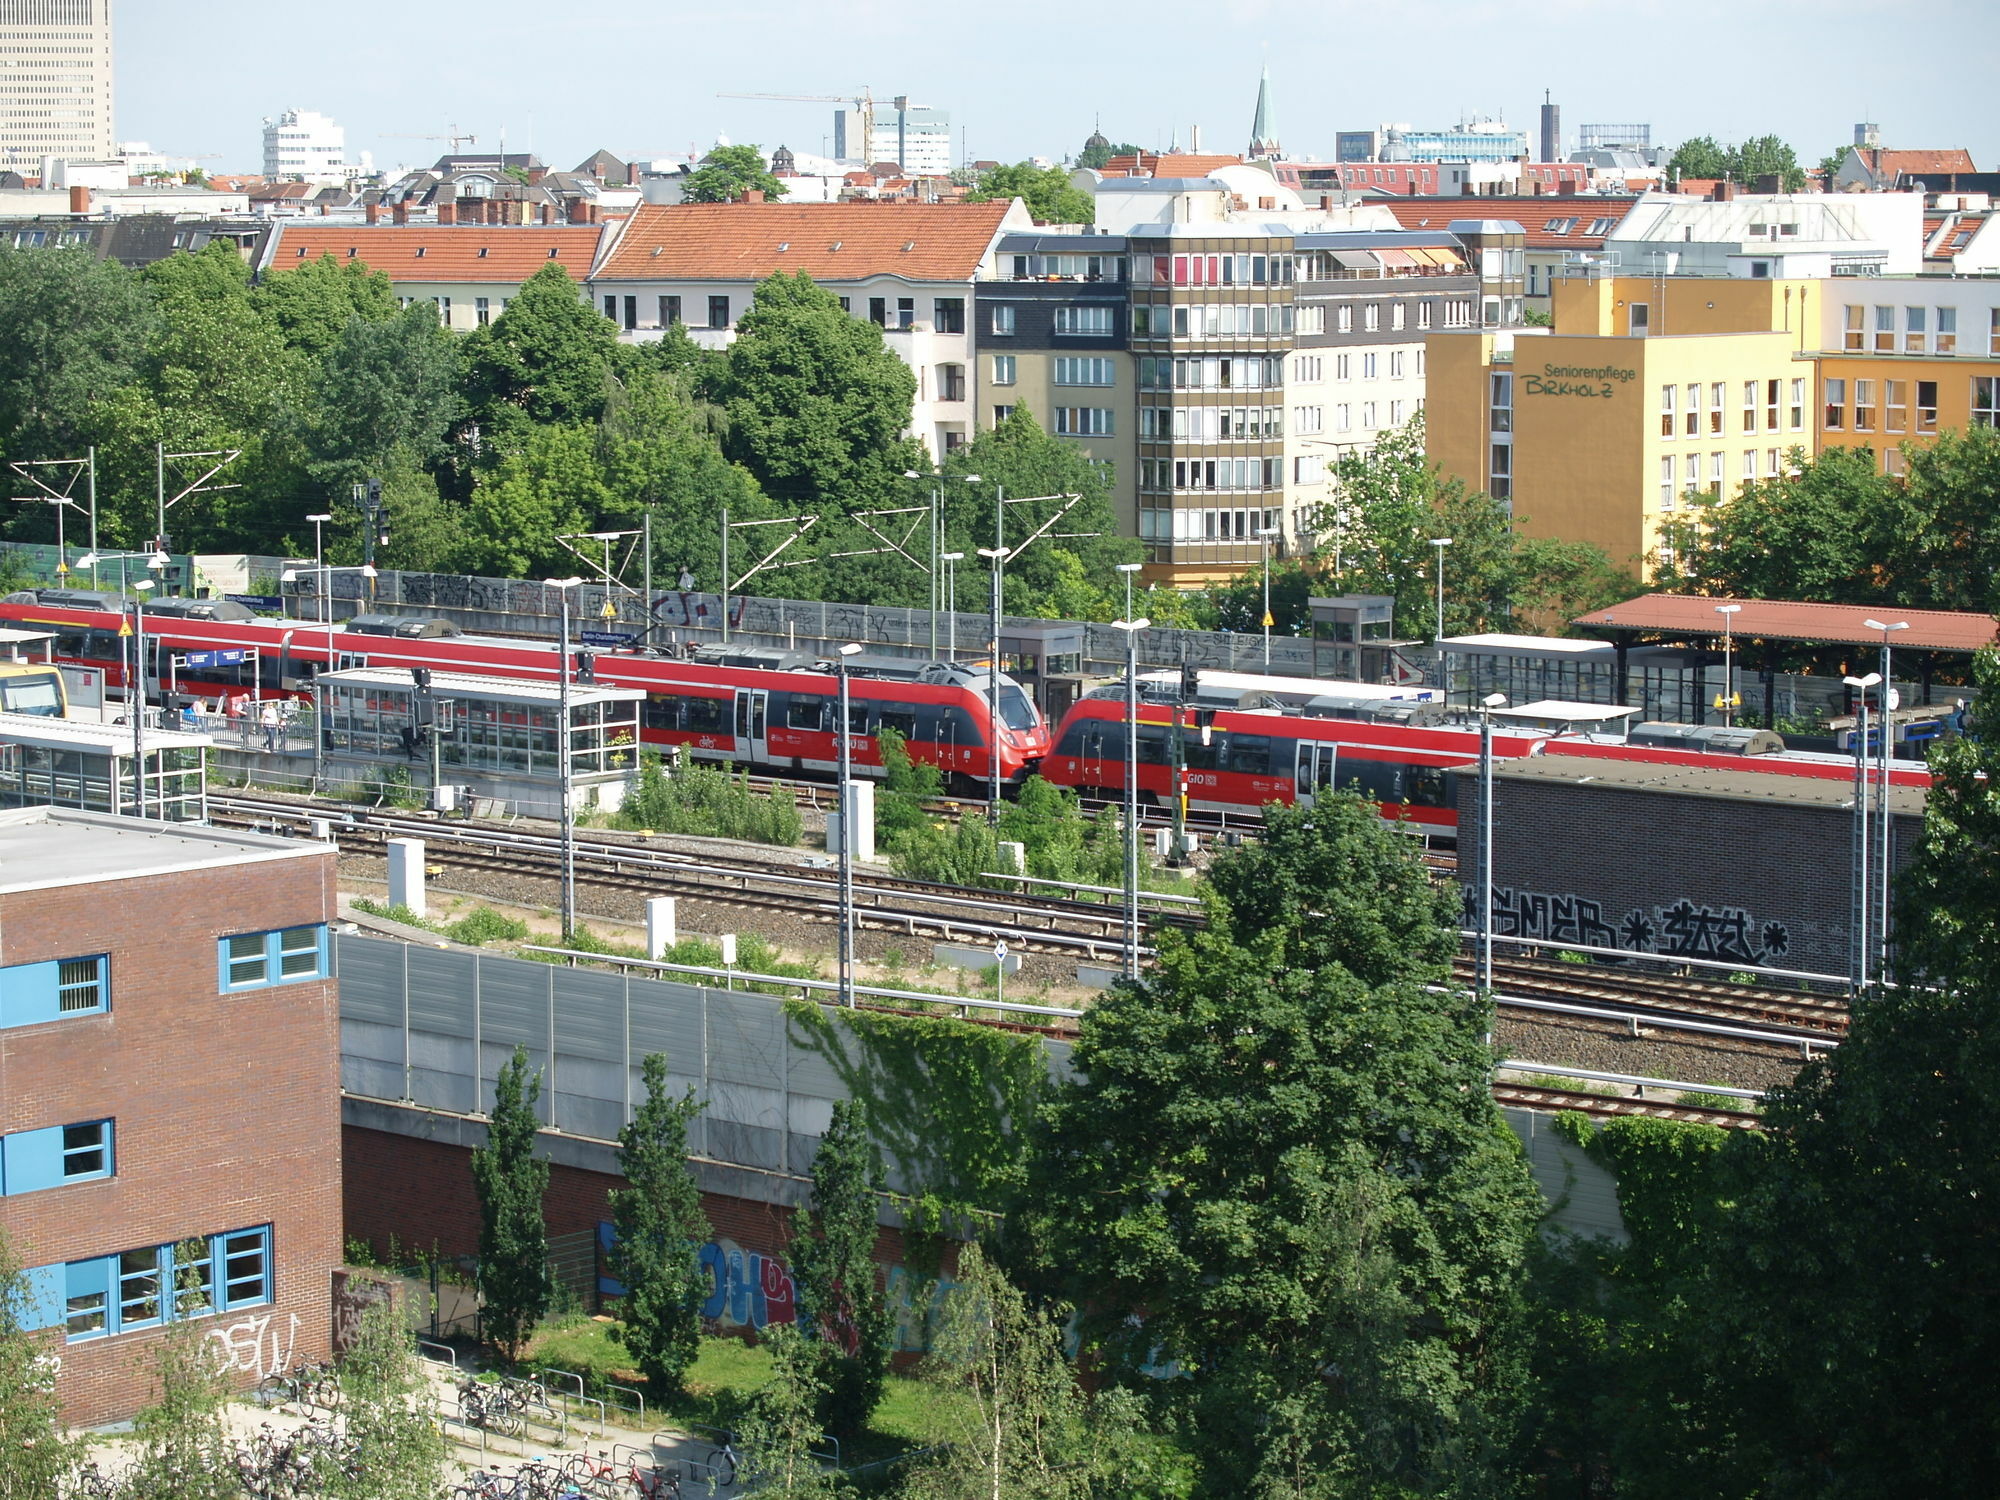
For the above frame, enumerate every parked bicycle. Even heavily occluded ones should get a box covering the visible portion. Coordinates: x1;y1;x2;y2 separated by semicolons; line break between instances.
255;1356;342;1411
702;1432;740;1489
562;1449;680;1498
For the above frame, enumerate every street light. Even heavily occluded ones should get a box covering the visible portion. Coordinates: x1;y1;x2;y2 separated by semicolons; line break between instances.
1429;537;1453;643
304;513;333;624
1714;604;1742;727
1256;526;1280;668
281;561;377;791
12;495;77;577
835;641;863;1007
976;544;1012;817
1843;670;1882;994
1863;619;1908;978
546;577;584;938
77;548;169;599
941;553;964;660
1110;612;1148;980
1477;692;1508;1004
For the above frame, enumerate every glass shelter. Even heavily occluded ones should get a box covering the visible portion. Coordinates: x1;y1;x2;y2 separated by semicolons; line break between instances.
0;714;208;822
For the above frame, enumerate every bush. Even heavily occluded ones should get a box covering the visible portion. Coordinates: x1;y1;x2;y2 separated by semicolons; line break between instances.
616;748;802;846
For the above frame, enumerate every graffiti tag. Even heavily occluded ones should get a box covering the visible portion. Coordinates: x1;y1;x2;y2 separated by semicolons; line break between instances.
206;1311;300;1379
1466;886;1790;966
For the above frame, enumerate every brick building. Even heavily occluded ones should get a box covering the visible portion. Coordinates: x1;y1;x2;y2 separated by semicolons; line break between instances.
0;808;341;1426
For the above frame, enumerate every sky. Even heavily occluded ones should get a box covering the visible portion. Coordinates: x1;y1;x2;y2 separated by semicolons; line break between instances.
117;0;2000;179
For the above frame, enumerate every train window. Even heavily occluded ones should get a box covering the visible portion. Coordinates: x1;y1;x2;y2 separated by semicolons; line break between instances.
877;709;917;742
1183;738;1221;771
683;697;728;735
1225;734;1273;776
643;696;680;730
839;701;869;735
1408;766;1448;808
787;699;825;731
1135;725;1172;766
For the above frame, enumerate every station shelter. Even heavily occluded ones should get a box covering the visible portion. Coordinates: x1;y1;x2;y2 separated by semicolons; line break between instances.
0;713;208;822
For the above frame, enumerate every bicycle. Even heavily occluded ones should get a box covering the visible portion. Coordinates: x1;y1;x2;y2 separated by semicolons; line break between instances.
702;1432;740;1489
459;1377;525;1437
62;1463;120;1500
563;1450;680;1499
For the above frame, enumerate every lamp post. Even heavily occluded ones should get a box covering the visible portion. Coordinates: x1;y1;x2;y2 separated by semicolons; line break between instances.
1111;611;1149;980
1843;670;1881;994
1864;619;1908;979
1429;537;1453;643
941;552;963;660
1476;692;1507;1003
280;561;377;793
129;580;154;817
1257;525;1280;668
903;469;941;661
305;513;333;624
1714;603;1742;727
836;641;863;1006
547;577;584;939
976;544;1012;817
77;549;169;750
11;495;79;578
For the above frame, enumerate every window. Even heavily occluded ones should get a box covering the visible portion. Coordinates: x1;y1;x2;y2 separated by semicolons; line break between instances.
1335;403;1351;431
1885;380;1907;432
61;1121;109;1181
1874;305;1895;352
1708;451;1725;496
1843;304;1865;351
1854;378;1875;432
1768;448;1782;476
1336;305;1353;334
1789;378;1805;430
1660;384;1677;438
896;299;915;329
1709;382;1725;434
1905;306;1926;353
868;297;886;326
1659;456;1675;510
1390;399;1406;425
1362;303;1380;332
1973;377;2000;428
1917;380;1938;433
1362;352;1378;379
938;364;966;402
475;296;490;327
1335;353;1351;381
991;354;1016;386
659;295;680;327
1417;300;1433;329
707;295;730;330
786;699;824;732
437;297;452;326
604;295;617;320
1053;306;1114;336
1052;357;1115;386
1991;309;2000;356
1743;381;1759;433
1742;449;1758;485
0;955;107;1030
218;926;329;992
933;297;965;334
48;1227;270;1344
0;1118;111;1194
1053;407;1115;436
1936;306;1956;354
1296;305;1325;335
1361;401;1378;429
989;304;1015;336
1388;350;1405;378
1684;384;1701;437
1824;378;1846;430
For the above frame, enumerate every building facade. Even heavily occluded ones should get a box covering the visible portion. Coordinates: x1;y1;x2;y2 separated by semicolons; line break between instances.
0;808;341;1426
0;0;113;170
834;101;950;175
1811;278;2000;473
261;108;346;183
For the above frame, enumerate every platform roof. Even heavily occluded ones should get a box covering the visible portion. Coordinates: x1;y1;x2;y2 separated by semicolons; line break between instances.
1574;595;2000;653
319;667;644;706
1490;753;1928;815
0;713;207;754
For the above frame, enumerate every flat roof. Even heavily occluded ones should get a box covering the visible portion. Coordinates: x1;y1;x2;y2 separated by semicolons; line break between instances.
0;628;54;647
1494;700;1640;721
0;806;322;895
1492;753;1927;815
1443;632;1614;655
1576;594;2000;653
319;667;645;706
0;714;207;754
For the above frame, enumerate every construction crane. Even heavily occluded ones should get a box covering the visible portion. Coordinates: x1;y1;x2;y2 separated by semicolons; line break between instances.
384;126;479;154
716;90;889;164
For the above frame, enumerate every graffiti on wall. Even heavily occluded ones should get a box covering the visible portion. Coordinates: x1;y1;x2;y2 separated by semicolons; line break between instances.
1466;886;1792;966
331;1271;395;1356
207;1311;300;1379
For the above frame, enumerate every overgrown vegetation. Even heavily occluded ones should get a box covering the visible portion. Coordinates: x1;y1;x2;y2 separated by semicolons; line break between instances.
472;1045;552;1360
615;747;803;846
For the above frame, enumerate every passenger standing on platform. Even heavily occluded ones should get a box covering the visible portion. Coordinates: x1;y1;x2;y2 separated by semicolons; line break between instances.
261;700;284;751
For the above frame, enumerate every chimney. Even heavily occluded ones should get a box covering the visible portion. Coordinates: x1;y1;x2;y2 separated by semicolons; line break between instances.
1320;193;1333;210
67;184;89;214
364;201;380;225
567;198;586;224
741;188;765;204
1559;180;1577;196
437;201;456;225
1712;180;1735;202
539;203;553;225
1753;173;1783;195
391;201;409;226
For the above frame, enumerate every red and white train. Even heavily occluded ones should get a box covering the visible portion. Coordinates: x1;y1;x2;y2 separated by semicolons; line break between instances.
0;593;1049;791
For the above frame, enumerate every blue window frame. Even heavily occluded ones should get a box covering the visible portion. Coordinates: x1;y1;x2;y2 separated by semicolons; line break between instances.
218;925;328;992
0;1119;112;1194
0;954;107;1029
38;1225;272;1342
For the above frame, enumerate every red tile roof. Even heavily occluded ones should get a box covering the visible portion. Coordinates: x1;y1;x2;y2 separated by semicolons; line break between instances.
267;225;604;282
1101;152;1244;179
1379;196;1632;249
1576;594;2000;653
1868;148;1978;178
593;201;1013;283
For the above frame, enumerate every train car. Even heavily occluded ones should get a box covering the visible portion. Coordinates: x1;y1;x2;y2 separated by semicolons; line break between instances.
1541;730;1935;789
0;598;1048;791
0;660;67;716
1040;692;1549;832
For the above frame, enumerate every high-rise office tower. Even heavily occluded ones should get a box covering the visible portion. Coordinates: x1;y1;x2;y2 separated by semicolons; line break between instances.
1539;90;1560;163
0;0;114;171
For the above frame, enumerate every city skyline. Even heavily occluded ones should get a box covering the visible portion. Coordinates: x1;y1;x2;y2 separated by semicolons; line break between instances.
115;0;1999;178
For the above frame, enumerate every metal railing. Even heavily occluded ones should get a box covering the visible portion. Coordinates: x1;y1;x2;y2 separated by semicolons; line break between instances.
1497;1060;1763;1102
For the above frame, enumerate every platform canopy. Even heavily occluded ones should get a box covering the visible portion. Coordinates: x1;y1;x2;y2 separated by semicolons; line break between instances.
1574;595;2000;654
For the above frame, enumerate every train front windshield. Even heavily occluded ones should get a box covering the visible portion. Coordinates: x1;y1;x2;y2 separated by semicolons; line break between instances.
996;681;1039;732
0;670;64;716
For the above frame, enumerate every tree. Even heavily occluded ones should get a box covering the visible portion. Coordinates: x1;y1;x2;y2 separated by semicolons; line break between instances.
472;1044;552;1360
718;271;918;515
126;1241;238;1500
789;1099;892;1437
253;251;399;358
460;261;619;447
1733;134;1806;192
609;1052;711;1397
734;1323;848;1499
459;424;611;579
0;245;152;465
304;301;463;484
1668;135;1730;181
965;162;1095;226
1020;793;1543;1495
0;1233;73;1500
330;1291;451;1500
1817;145;1853;183
680;144;789;204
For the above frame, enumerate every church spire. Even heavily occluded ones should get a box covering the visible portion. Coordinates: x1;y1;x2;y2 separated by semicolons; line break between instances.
1248;66;1280;159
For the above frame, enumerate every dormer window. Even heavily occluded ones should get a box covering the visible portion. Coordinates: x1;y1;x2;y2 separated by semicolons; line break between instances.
777;241;790;252
415;246;426;257
548;247;559;258
829;241;841;252
478;246;489;258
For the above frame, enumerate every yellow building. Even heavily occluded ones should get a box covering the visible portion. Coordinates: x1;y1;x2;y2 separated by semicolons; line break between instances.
1811;284;2000;472
1427;274;1818;573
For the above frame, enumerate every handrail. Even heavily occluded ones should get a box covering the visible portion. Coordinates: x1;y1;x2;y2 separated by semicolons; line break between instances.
1459;985;1832;1055
604;1381;645;1422
1496;1059;1763;1102
414;1338;458;1368
979;871;1203;905
1462;929;1849;986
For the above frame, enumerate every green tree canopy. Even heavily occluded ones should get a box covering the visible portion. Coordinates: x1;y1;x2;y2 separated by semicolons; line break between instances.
0;243;152;465
680;144;789;204
1020;793;1542;1494
965;162;1095;226
1668;135;1730;180
788;1099;891;1438
459;423;610;579
472;1044;552;1359
253;252;399;358
460;261;619;446
1669;133;1806;189
610;1052;711;1396
304;300;463;484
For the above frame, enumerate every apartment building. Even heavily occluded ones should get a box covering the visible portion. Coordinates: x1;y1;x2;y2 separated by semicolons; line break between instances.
1381;198;1631;311
1813;280;2000;471
589;200;1032;460
0;0;113;170
258;224;607;332
261;108;346;183
0;808;341;1426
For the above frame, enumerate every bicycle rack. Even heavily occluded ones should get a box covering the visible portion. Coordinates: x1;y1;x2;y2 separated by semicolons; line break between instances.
604;1380;646;1423
417;1338;460;1368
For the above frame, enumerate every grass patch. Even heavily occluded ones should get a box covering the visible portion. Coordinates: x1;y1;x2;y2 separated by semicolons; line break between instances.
1505;1071;1621;1097
350;897;529;948
1677;1086;1759;1113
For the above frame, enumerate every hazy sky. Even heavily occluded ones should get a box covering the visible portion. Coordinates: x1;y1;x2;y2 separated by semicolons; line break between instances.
118;0;2000;178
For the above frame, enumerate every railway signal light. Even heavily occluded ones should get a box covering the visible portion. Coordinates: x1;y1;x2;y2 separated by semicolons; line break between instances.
1180;663;1198;701
574;650;596;683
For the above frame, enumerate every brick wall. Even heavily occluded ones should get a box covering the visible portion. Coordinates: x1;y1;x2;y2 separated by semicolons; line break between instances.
0;848;343;1427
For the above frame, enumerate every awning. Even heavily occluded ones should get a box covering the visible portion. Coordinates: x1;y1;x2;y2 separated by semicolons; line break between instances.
1331;250;1379;272
1575;594;2000;653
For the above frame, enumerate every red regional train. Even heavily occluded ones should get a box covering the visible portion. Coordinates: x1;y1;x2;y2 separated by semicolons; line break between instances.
1041;685;1935;834
0;593;1048;790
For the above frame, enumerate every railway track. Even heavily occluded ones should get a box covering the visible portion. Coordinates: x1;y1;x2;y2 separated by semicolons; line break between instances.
1476;955;1849;1041
1488;1079;1763;1131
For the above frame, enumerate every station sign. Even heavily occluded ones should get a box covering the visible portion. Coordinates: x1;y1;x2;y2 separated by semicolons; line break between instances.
580;631;635;649
182;650;248;668
225;595;284;611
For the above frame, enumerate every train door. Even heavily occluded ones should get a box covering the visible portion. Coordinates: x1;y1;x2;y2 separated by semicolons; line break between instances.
1293;740;1337;805
733;689;769;764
